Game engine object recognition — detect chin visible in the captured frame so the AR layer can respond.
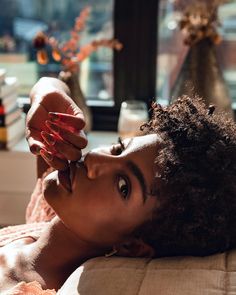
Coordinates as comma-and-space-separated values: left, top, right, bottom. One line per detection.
42, 170, 60, 204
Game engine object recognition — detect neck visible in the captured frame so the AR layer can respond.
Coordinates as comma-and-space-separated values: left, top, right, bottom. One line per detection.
29, 216, 108, 288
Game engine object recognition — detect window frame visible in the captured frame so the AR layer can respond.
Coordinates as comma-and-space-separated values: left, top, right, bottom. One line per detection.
91, 0, 159, 130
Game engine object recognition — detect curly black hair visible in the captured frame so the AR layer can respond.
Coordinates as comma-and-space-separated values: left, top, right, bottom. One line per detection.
135, 95, 236, 257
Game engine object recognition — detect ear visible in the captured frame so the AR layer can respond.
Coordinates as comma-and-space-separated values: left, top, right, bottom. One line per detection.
115, 238, 155, 258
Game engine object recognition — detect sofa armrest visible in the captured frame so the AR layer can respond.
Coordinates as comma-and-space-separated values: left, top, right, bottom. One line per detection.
58, 250, 236, 295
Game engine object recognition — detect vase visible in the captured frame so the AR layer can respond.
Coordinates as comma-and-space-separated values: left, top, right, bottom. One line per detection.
58, 70, 92, 132
170, 38, 233, 119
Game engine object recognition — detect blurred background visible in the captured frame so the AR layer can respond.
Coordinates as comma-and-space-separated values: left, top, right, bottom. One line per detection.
0, 0, 235, 129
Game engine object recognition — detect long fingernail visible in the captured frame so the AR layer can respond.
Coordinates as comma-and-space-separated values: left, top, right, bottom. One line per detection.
40, 149, 53, 161
46, 120, 59, 133
49, 112, 60, 122
41, 131, 56, 145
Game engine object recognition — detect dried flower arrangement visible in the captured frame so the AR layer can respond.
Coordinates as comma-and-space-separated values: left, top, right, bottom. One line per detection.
33, 6, 123, 73
179, 0, 228, 46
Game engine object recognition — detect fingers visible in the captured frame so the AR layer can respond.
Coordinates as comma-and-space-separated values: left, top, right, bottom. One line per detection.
39, 128, 83, 170
27, 110, 88, 170
40, 148, 69, 170
26, 127, 46, 155
26, 128, 69, 170
41, 131, 83, 161
45, 120, 88, 149
49, 112, 85, 130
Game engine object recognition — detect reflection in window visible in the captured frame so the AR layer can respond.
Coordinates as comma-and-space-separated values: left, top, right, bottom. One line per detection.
218, 1, 236, 108
156, 0, 236, 108
0, 0, 114, 103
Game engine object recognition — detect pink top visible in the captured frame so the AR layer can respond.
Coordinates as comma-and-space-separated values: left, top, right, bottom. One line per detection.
0, 176, 57, 294
5, 281, 56, 294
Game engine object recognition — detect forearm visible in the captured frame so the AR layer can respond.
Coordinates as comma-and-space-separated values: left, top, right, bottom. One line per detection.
29, 77, 71, 104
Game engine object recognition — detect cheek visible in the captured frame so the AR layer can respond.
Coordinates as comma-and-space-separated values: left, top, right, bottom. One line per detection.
72, 175, 115, 208
60, 193, 132, 244
61, 206, 127, 246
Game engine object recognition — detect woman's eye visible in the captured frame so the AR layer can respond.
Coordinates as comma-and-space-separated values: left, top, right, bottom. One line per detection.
117, 176, 130, 200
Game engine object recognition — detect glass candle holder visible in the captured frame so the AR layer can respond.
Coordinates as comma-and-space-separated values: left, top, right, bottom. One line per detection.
118, 100, 149, 139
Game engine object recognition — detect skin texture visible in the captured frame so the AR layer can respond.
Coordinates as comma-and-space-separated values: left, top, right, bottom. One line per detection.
43, 134, 160, 247
0, 78, 160, 291
0, 135, 159, 291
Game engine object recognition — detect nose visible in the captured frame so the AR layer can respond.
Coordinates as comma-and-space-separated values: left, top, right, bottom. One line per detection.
84, 149, 120, 179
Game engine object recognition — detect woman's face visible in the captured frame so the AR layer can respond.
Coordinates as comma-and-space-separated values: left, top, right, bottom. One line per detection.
43, 134, 160, 247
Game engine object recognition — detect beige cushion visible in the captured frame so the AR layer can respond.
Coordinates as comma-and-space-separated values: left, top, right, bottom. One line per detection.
58, 249, 236, 295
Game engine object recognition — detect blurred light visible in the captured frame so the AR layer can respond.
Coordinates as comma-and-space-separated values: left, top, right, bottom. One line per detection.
167, 20, 177, 30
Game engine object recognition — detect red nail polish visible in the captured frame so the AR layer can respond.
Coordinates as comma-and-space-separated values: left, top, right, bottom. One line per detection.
46, 121, 60, 133
49, 112, 60, 122
41, 131, 56, 145
40, 149, 53, 161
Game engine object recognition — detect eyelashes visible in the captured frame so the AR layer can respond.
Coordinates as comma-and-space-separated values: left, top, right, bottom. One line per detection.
118, 137, 125, 151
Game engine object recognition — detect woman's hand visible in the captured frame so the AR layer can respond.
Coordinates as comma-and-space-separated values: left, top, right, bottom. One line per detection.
26, 77, 88, 170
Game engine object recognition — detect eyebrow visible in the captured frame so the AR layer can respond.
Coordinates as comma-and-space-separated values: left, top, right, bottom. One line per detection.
126, 160, 148, 203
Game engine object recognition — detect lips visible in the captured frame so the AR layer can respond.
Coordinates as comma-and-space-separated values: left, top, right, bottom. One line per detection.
58, 159, 87, 192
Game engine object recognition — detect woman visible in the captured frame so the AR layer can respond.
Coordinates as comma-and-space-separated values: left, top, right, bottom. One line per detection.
0, 77, 236, 292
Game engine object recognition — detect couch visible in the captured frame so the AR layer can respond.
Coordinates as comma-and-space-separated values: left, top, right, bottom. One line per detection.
59, 249, 236, 294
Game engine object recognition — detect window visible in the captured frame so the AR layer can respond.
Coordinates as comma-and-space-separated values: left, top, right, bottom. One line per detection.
218, 1, 236, 109
156, 0, 186, 105
0, 0, 159, 130
156, 0, 236, 110
0, 0, 114, 105
1, 0, 235, 132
